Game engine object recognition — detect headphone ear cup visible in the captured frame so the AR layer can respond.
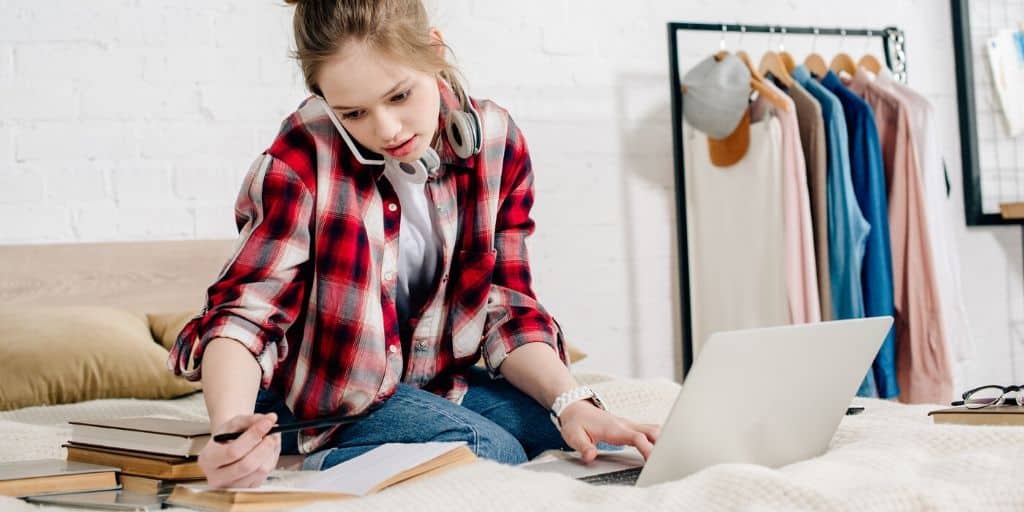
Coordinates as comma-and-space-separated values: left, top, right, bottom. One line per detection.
396, 159, 429, 184
419, 147, 441, 176
446, 110, 480, 160
393, 148, 440, 185
468, 106, 482, 154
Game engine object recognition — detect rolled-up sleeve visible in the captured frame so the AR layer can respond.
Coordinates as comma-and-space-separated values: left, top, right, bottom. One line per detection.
481, 118, 567, 376
168, 153, 313, 388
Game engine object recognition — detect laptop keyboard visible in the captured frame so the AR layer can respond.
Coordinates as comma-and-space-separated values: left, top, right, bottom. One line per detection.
578, 467, 643, 486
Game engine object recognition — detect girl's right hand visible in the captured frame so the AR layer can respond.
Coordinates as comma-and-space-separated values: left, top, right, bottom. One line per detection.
199, 413, 281, 489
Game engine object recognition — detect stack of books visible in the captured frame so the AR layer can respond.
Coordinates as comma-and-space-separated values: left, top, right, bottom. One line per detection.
64, 417, 210, 494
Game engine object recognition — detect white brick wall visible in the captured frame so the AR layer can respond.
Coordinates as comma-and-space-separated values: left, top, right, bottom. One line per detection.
0, 126, 12, 164
0, 0, 1019, 388
0, 44, 12, 87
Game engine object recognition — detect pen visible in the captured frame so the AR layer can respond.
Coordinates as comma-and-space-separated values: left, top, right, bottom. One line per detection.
213, 413, 368, 443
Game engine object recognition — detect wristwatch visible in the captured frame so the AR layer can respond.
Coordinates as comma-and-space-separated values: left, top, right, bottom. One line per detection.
549, 385, 607, 430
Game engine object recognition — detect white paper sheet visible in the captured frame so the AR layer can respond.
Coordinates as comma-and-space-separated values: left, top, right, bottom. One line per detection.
184, 441, 467, 496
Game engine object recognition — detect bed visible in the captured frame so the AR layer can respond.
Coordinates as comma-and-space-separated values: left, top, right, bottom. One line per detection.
1, 241, 1024, 511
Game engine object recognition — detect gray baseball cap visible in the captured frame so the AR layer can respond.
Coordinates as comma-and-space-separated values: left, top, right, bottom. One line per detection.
681, 54, 751, 139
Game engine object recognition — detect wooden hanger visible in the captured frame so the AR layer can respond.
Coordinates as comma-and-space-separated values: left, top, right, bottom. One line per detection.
858, 54, 882, 74
830, 52, 857, 76
730, 50, 790, 112
804, 53, 828, 78
829, 29, 858, 77
858, 30, 883, 74
803, 28, 828, 78
758, 50, 794, 87
735, 50, 761, 79
774, 27, 797, 74
780, 51, 797, 74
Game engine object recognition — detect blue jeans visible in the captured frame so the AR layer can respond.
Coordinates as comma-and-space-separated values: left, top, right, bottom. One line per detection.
255, 367, 571, 470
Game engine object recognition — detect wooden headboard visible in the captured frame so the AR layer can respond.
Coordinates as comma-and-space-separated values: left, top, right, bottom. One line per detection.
0, 239, 236, 312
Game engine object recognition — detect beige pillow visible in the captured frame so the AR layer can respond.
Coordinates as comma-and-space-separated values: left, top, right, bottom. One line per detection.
0, 306, 201, 412
148, 311, 587, 365
148, 311, 197, 351
564, 341, 588, 364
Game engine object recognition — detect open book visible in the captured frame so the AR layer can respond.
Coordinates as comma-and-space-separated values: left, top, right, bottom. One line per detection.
166, 441, 476, 511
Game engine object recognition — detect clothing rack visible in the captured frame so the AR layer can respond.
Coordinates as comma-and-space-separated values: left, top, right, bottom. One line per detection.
666, 22, 908, 378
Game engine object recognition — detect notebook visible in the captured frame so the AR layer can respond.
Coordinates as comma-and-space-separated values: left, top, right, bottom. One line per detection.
68, 417, 210, 457
0, 459, 120, 497
64, 443, 203, 480
25, 490, 166, 511
166, 441, 476, 511
929, 405, 1024, 426
119, 474, 206, 495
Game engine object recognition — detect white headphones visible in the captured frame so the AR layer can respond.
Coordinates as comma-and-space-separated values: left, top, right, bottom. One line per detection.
319, 91, 482, 184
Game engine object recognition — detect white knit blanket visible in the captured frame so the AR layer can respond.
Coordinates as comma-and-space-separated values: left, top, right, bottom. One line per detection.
3, 375, 1024, 511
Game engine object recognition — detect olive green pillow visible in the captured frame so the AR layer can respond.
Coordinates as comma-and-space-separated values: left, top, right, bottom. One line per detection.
147, 311, 588, 364
0, 306, 201, 411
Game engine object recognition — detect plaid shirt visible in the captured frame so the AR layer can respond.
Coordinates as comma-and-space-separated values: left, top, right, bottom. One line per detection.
168, 82, 567, 454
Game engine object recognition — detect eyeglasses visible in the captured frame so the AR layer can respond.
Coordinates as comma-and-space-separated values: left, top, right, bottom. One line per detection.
951, 385, 1024, 409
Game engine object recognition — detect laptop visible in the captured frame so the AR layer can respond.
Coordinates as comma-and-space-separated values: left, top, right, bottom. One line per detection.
521, 316, 894, 486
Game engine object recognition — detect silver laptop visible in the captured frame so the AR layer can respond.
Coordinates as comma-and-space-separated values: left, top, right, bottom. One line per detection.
522, 317, 894, 486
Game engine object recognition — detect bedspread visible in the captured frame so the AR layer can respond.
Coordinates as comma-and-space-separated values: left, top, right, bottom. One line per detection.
2, 374, 1023, 511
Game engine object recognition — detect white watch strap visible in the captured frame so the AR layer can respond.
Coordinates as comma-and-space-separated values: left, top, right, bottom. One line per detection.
550, 385, 604, 417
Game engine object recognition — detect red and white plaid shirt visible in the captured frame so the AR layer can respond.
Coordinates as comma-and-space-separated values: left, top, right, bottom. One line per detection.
168, 81, 567, 454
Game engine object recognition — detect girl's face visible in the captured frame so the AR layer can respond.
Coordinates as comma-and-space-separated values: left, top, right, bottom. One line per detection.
318, 41, 441, 164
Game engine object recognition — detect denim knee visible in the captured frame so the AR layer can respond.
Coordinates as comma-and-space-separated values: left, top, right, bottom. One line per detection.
469, 422, 527, 465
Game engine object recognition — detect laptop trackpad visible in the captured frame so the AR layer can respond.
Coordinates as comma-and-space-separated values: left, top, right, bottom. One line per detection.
519, 448, 644, 479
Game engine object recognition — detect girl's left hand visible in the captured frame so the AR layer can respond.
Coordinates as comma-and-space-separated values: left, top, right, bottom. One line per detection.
556, 401, 661, 463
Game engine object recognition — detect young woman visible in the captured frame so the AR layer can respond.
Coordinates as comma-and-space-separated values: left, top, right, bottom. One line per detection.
168, 0, 660, 489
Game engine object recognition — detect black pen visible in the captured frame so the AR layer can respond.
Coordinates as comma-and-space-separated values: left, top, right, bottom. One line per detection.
213, 413, 368, 443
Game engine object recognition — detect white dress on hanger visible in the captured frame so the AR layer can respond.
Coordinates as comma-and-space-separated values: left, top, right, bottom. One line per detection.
685, 103, 787, 356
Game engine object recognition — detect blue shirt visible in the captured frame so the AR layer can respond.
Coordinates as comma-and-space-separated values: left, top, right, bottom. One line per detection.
792, 66, 875, 396
821, 72, 899, 399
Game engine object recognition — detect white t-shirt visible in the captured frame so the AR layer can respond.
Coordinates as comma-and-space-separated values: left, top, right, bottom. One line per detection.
383, 162, 442, 326
685, 110, 787, 356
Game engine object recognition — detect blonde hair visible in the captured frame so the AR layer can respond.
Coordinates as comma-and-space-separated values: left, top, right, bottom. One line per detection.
284, 0, 467, 106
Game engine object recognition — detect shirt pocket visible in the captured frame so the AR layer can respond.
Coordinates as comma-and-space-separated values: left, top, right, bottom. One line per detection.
449, 248, 497, 359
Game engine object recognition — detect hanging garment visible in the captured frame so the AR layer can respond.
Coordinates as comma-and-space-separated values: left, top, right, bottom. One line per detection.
875, 68, 973, 368
828, 70, 899, 399
755, 81, 820, 325
841, 68, 952, 404
791, 68, 870, 316
781, 79, 833, 323
792, 65, 875, 396
854, 69, 955, 404
684, 109, 787, 356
